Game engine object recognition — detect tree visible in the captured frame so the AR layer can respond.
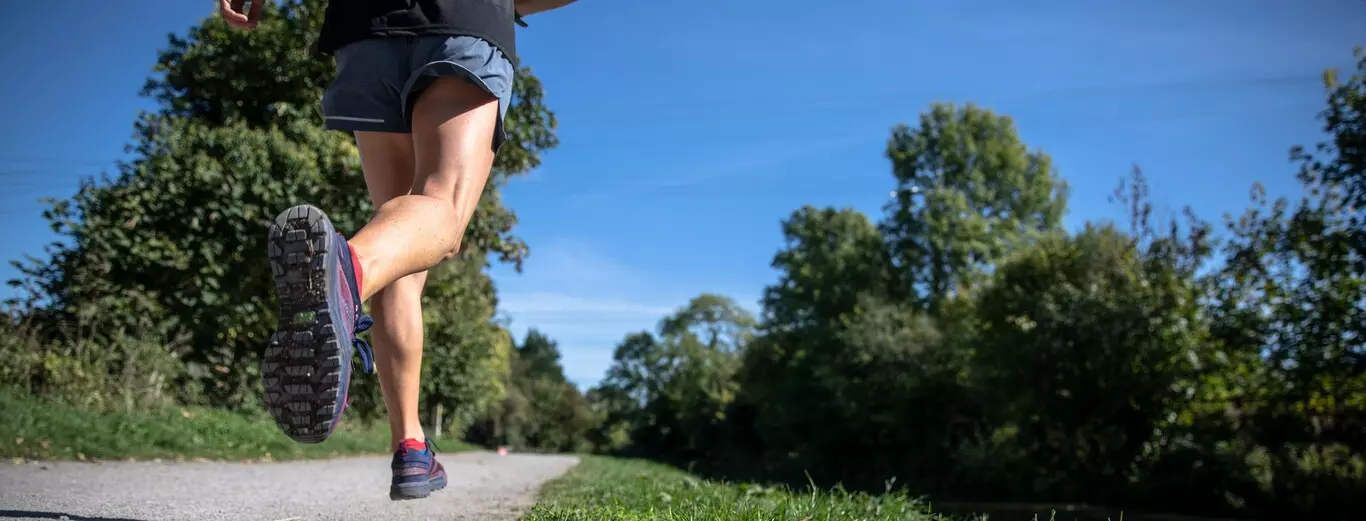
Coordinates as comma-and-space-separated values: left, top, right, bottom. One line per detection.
760, 206, 892, 336
734, 205, 980, 489
653, 295, 754, 460
736, 206, 895, 480
881, 102, 1069, 312
973, 224, 1202, 504
8, 0, 559, 413
1299, 48, 1365, 253
468, 328, 594, 453
587, 330, 660, 453
1196, 48, 1366, 517
590, 294, 756, 462
518, 328, 569, 384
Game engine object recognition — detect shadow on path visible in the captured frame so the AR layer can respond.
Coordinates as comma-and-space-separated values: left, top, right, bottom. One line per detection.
0, 511, 148, 521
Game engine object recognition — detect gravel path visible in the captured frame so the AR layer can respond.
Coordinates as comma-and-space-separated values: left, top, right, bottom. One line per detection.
0, 452, 579, 521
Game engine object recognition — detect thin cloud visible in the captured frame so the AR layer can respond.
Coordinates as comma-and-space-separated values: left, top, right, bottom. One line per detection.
499, 291, 670, 388
493, 239, 760, 387
560, 134, 871, 205
639, 134, 869, 192
500, 291, 673, 316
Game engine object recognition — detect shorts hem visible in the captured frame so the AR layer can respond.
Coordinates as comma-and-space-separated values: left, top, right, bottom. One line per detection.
401, 60, 509, 152
323, 117, 409, 134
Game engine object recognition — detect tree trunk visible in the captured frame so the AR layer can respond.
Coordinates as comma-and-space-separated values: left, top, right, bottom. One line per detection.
433, 403, 444, 438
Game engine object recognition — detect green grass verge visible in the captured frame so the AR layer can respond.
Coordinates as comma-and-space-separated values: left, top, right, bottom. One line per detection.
522, 455, 951, 521
0, 390, 471, 462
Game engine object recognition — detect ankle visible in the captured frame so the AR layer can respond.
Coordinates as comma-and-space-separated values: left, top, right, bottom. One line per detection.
392, 429, 426, 449
397, 437, 427, 453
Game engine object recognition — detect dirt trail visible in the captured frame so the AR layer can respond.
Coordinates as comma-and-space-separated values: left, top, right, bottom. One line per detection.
0, 451, 578, 521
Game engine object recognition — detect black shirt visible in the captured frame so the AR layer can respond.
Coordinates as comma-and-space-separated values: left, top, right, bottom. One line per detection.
317, 0, 518, 67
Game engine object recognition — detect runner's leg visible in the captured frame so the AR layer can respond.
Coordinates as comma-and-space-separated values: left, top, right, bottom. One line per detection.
353, 132, 429, 451
345, 39, 505, 452
358, 37, 508, 501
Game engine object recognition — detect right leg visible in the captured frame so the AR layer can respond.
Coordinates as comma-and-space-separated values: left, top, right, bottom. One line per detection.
262, 38, 415, 444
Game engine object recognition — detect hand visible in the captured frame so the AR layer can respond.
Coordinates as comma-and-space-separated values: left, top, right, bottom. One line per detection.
219, 0, 264, 30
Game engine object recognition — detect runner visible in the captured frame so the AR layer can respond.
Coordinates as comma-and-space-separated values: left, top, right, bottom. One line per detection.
217, 0, 577, 501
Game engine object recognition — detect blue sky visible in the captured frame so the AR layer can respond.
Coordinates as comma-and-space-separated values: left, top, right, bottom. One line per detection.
1, 1, 1362, 387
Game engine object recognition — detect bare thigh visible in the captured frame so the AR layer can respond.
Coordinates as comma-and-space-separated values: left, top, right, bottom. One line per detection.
355, 132, 416, 206
411, 77, 500, 203
354, 132, 429, 293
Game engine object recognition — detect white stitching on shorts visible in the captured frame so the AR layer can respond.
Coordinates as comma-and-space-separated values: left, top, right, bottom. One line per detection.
326, 116, 386, 123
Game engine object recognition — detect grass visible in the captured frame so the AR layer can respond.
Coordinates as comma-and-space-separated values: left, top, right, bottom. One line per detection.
0, 390, 471, 462
521, 455, 956, 521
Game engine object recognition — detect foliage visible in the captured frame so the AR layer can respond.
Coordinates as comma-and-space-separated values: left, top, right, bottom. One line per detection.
0, 301, 186, 412
0, 389, 472, 461
583, 51, 1365, 520
881, 103, 1068, 311
590, 295, 756, 464
972, 224, 1204, 504
469, 328, 595, 453
1190, 47, 1366, 517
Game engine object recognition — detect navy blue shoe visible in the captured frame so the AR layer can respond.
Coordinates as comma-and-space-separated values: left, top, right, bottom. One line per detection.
391, 438, 448, 501
262, 204, 375, 444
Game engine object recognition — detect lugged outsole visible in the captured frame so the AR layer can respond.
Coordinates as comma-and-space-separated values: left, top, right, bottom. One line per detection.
390, 476, 446, 501
262, 205, 343, 444
390, 486, 431, 501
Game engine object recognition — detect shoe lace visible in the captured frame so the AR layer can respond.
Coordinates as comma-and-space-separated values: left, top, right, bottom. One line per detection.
353, 313, 375, 374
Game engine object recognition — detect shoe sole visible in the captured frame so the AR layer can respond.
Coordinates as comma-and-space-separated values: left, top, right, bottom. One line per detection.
390, 474, 448, 501
262, 205, 347, 444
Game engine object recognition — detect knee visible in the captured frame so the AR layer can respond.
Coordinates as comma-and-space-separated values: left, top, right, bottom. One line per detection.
440, 242, 467, 262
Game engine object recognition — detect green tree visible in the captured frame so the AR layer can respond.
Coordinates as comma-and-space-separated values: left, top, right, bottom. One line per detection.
413, 257, 514, 435
734, 204, 983, 490
1197, 48, 1366, 517
973, 224, 1204, 504
591, 294, 756, 462
653, 295, 754, 461
518, 329, 570, 384
587, 331, 660, 453
469, 329, 594, 452
760, 206, 892, 335
734, 207, 892, 477
1300, 48, 1365, 249
881, 102, 1069, 312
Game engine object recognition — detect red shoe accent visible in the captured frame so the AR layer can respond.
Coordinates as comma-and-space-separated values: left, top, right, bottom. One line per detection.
399, 438, 426, 453
348, 242, 365, 298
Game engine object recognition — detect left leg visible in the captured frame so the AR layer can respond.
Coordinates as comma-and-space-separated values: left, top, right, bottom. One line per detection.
351, 131, 430, 452
368, 35, 514, 502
